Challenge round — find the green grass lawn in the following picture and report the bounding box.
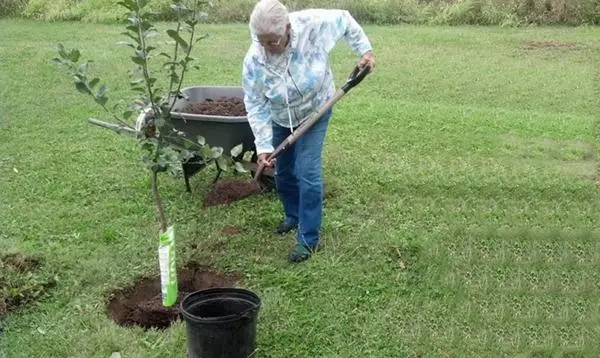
[1,18,599,357]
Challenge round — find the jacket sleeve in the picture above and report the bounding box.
[316,9,373,56]
[242,55,273,155]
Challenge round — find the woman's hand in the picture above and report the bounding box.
[359,51,376,70]
[258,153,276,168]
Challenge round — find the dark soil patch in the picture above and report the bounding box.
[1,253,55,317]
[106,263,241,330]
[3,252,40,272]
[522,40,580,49]
[203,180,261,207]
[182,97,247,117]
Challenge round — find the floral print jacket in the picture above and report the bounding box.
[242,9,373,154]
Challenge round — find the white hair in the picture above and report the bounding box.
[249,0,290,36]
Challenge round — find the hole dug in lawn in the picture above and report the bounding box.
[0,253,56,317]
[106,263,241,330]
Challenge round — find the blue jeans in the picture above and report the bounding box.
[272,108,332,249]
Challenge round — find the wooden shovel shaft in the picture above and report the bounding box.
[253,89,345,181]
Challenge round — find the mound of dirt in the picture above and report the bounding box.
[203,180,262,207]
[106,263,241,330]
[182,97,247,117]
[522,40,579,49]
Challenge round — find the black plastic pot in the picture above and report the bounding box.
[180,288,261,358]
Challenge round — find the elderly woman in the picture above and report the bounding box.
[242,0,375,263]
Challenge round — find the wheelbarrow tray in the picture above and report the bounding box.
[168,86,255,156]
[135,85,274,192]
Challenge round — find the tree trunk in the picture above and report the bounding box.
[151,171,168,233]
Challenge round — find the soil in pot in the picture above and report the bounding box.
[106,263,241,330]
[182,97,247,117]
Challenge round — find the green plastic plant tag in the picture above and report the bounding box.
[158,225,177,307]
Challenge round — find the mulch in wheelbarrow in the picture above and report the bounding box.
[183,97,247,117]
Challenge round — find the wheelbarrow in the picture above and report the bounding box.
[132,86,275,192]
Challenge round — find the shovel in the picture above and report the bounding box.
[203,65,371,207]
[252,64,371,181]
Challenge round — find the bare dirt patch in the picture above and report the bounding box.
[203,180,262,207]
[522,40,581,49]
[221,225,241,236]
[106,262,241,330]
[0,253,55,317]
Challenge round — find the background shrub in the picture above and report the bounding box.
[5,0,600,26]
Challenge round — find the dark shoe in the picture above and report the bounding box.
[275,221,297,235]
[287,244,314,263]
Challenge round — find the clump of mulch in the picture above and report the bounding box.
[203,180,262,207]
[182,97,247,117]
[106,263,241,330]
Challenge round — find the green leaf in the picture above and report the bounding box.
[170,72,180,85]
[117,0,135,11]
[243,150,254,162]
[56,43,68,60]
[120,32,140,44]
[140,21,153,32]
[117,41,137,49]
[126,25,139,33]
[141,142,155,152]
[131,56,146,65]
[217,156,228,171]
[97,84,107,98]
[166,30,189,51]
[195,33,209,43]
[230,143,243,157]
[197,135,205,146]
[95,96,108,107]
[210,146,223,159]
[123,111,133,120]
[89,78,100,89]
[159,52,172,59]
[51,57,64,65]
[68,49,81,63]
[234,161,248,173]
[75,82,91,95]
[138,0,149,10]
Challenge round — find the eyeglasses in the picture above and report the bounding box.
[259,36,283,47]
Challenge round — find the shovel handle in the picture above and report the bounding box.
[253,65,371,181]
[341,65,371,93]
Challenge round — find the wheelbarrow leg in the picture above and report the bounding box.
[183,162,192,193]
[213,161,222,183]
